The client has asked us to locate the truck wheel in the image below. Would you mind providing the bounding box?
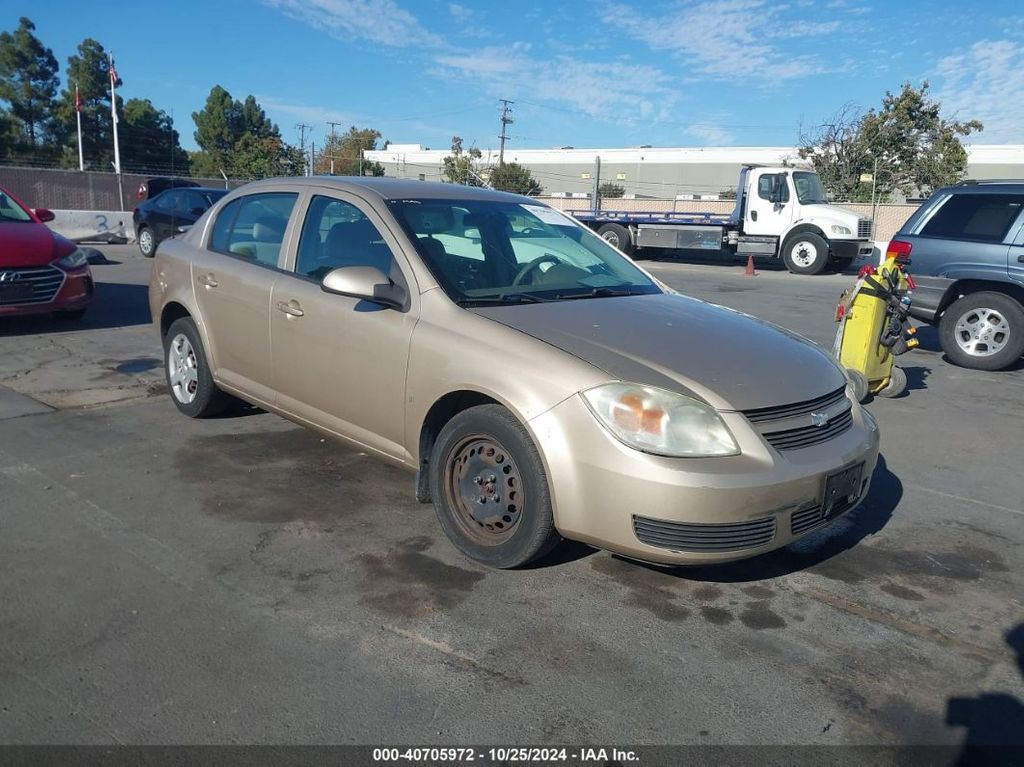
[782,232,829,275]
[939,292,1024,371]
[597,223,634,255]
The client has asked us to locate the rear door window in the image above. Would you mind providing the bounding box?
[919,193,1024,243]
[210,192,298,268]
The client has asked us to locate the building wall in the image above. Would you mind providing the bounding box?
[366,144,1024,199]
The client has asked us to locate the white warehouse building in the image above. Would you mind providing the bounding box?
[363,144,1024,200]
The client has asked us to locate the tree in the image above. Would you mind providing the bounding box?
[442,135,483,185]
[239,95,276,139]
[489,161,542,195]
[232,133,303,179]
[799,82,982,201]
[314,126,385,175]
[0,17,59,146]
[191,85,242,174]
[119,98,188,174]
[598,182,625,199]
[55,38,115,169]
[0,106,17,158]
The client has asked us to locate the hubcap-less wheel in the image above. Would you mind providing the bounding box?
[602,231,620,247]
[167,333,199,404]
[789,240,819,269]
[953,307,1010,357]
[443,435,524,545]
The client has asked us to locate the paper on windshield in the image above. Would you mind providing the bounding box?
[521,204,572,226]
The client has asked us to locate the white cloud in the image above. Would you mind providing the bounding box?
[448,3,471,22]
[601,0,844,81]
[934,39,1024,142]
[257,95,356,128]
[688,123,735,145]
[433,47,675,125]
[264,0,442,47]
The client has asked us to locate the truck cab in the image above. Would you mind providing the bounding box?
[736,166,874,274]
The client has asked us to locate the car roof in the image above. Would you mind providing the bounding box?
[934,181,1024,196]
[235,176,534,204]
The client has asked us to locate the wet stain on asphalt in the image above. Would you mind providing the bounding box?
[880,582,926,601]
[174,428,411,523]
[692,585,722,602]
[739,601,787,630]
[590,556,691,623]
[700,606,734,625]
[356,536,486,619]
[742,585,774,600]
[114,357,161,374]
[809,544,1008,585]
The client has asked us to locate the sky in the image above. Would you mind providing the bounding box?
[4,0,1023,153]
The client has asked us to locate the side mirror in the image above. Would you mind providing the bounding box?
[321,266,405,309]
[34,208,55,222]
[176,224,193,234]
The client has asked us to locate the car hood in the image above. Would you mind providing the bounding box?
[470,293,846,411]
[0,221,75,267]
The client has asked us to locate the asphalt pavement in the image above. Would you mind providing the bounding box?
[1,245,1021,748]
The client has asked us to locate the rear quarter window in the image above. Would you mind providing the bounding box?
[919,193,1024,243]
[209,192,298,267]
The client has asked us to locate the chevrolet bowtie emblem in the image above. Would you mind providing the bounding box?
[810,411,830,427]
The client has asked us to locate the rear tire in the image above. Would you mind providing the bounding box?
[782,232,829,275]
[429,404,561,569]
[163,317,229,418]
[939,292,1024,371]
[138,226,156,258]
[597,223,634,255]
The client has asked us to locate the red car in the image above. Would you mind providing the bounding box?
[0,187,94,321]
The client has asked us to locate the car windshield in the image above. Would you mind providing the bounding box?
[793,172,828,204]
[388,198,661,305]
[0,191,32,222]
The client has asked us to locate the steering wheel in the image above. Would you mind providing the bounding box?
[512,254,564,287]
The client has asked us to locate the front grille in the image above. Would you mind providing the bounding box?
[857,218,874,238]
[742,386,847,424]
[762,409,854,451]
[791,505,827,536]
[633,514,776,552]
[0,266,65,305]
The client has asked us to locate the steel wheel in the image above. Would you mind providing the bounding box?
[167,332,199,405]
[789,240,818,269]
[442,434,524,546]
[952,307,1010,357]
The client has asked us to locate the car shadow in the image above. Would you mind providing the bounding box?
[945,623,1024,761]
[605,453,902,584]
[639,248,788,272]
[0,281,151,336]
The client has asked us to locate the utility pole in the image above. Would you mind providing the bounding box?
[498,99,514,166]
[591,156,601,215]
[295,123,311,175]
[326,121,342,175]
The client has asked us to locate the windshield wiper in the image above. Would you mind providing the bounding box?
[456,292,552,306]
[554,286,648,300]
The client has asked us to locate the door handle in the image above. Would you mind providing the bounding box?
[197,273,218,288]
[275,300,304,317]
[1017,254,1024,263]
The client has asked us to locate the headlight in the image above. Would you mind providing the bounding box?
[54,248,88,270]
[582,382,739,457]
[831,225,852,236]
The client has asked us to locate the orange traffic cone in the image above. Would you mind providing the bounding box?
[744,254,757,276]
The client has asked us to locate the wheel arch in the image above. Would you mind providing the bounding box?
[937,279,1024,318]
[781,222,829,248]
[160,301,192,338]
[415,388,546,503]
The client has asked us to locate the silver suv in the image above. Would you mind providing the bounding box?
[894,182,1024,370]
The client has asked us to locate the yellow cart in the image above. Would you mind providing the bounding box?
[832,255,918,402]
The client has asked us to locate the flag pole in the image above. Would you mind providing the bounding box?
[75,82,84,172]
[108,53,124,211]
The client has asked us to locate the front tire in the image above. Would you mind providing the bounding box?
[429,404,561,569]
[138,226,156,258]
[163,317,229,417]
[782,232,829,275]
[939,292,1024,371]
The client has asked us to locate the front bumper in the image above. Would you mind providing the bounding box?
[0,265,94,317]
[529,393,880,565]
[832,239,874,259]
